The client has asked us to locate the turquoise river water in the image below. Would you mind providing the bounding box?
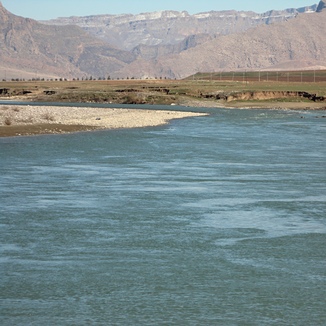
[1,106,326,325]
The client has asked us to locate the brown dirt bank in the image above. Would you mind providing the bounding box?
[225,91,325,102]
[196,90,326,109]
[178,97,326,110]
[1,79,326,104]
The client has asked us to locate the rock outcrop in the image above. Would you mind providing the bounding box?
[316,1,326,12]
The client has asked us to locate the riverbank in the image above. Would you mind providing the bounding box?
[178,98,326,110]
[0,105,207,137]
[1,79,326,109]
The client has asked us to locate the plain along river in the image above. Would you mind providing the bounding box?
[1,104,326,325]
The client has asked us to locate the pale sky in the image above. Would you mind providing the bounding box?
[1,0,317,20]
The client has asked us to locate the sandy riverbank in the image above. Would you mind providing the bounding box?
[0,105,207,137]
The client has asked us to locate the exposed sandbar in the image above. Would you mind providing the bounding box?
[0,105,207,137]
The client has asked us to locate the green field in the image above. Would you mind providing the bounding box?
[189,70,326,83]
[1,70,326,107]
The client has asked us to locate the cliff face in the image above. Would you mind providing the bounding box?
[118,8,326,79]
[41,5,317,51]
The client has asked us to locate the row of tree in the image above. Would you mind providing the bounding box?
[2,76,174,82]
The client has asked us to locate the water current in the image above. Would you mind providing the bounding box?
[1,106,326,325]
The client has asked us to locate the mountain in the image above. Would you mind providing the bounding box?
[119,5,326,78]
[0,1,134,79]
[41,5,318,62]
[42,5,317,51]
[0,1,325,80]
[316,0,326,11]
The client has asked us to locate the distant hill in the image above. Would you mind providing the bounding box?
[0,1,325,80]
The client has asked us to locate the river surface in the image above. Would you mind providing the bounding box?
[1,106,326,325]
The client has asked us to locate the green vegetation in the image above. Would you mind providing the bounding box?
[189,70,326,84]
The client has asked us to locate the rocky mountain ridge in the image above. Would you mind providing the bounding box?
[41,5,318,51]
[316,0,326,11]
[126,7,325,79]
[0,1,325,80]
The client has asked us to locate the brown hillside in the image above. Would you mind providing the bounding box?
[0,2,325,80]
[0,2,134,79]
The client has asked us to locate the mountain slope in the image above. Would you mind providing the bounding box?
[0,1,134,79]
[42,5,317,51]
[117,8,326,78]
[1,2,325,80]
[316,0,326,11]
[41,5,317,62]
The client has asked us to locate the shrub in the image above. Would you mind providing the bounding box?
[42,113,55,121]
[4,117,12,125]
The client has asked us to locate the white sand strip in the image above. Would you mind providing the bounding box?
[0,105,207,130]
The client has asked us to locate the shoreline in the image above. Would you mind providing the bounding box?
[177,97,326,110]
[0,105,207,137]
[1,100,325,137]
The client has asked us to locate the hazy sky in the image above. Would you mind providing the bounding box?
[1,0,316,20]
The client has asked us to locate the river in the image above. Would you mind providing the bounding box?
[1,106,326,325]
